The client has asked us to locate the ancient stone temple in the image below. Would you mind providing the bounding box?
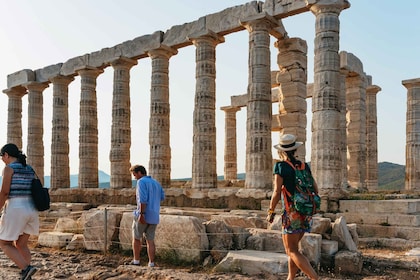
[2,0,417,209]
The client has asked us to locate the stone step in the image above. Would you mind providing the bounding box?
[338,212,420,227]
[213,250,289,276]
[339,199,420,215]
[356,224,420,241]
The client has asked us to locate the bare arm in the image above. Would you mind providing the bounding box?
[0,166,13,209]
[269,174,283,213]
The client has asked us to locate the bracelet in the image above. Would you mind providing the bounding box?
[267,209,274,214]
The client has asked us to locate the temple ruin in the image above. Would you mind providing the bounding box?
[2,0,419,211]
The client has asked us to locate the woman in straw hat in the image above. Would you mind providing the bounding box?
[267,134,319,280]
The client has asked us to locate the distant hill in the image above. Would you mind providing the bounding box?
[0,162,405,190]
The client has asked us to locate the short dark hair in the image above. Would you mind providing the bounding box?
[130,165,147,175]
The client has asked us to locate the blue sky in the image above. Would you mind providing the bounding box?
[0,0,417,178]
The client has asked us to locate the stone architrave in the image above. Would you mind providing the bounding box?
[365,83,381,191]
[49,76,74,190]
[310,0,350,200]
[402,78,420,191]
[220,106,241,180]
[275,37,308,161]
[77,68,104,189]
[24,82,49,184]
[109,57,137,189]
[346,74,368,190]
[3,87,27,149]
[147,46,178,188]
[188,30,225,189]
[241,14,278,189]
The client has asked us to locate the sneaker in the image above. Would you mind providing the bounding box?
[21,265,37,280]
[126,260,140,266]
[148,262,155,267]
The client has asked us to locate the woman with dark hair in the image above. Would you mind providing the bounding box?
[0,143,38,280]
[267,134,319,280]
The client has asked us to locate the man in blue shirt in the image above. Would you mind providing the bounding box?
[130,165,165,267]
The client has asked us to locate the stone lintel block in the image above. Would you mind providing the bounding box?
[402,77,420,88]
[7,69,35,89]
[321,240,339,255]
[38,231,74,248]
[214,250,289,275]
[88,46,122,68]
[231,93,248,107]
[60,55,89,76]
[275,37,308,53]
[340,51,364,76]
[206,2,260,35]
[163,18,206,49]
[270,21,288,40]
[35,63,64,83]
[263,0,315,18]
[300,233,322,265]
[121,31,163,59]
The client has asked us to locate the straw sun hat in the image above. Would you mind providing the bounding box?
[273,134,303,151]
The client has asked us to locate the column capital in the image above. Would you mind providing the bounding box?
[110,56,138,68]
[49,75,75,85]
[366,85,381,95]
[76,67,104,78]
[147,45,178,59]
[23,81,49,92]
[240,12,279,32]
[188,29,225,46]
[3,86,27,97]
[402,77,420,89]
[310,0,350,15]
[220,105,241,113]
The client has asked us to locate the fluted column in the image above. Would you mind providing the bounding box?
[275,37,308,161]
[77,68,103,188]
[3,87,27,148]
[310,1,349,199]
[346,74,368,190]
[188,30,224,189]
[365,83,381,191]
[221,106,241,181]
[402,78,420,191]
[49,76,74,190]
[110,57,137,189]
[24,82,49,184]
[242,14,278,189]
[339,70,349,189]
[147,46,177,188]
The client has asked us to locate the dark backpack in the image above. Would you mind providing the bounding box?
[282,161,320,215]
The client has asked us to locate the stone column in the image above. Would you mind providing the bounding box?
[147,46,177,188]
[346,74,368,190]
[402,78,420,191]
[24,82,49,183]
[188,30,224,189]
[365,83,381,191]
[275,37,308,161]
[310,0,349,200]
[3,87,27,148]
[49,76,74,190]
[221,106,241,181]
[241,14,278,189]
[339,70,349,189]
[110,57,137,189]
[77,68,103,188]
